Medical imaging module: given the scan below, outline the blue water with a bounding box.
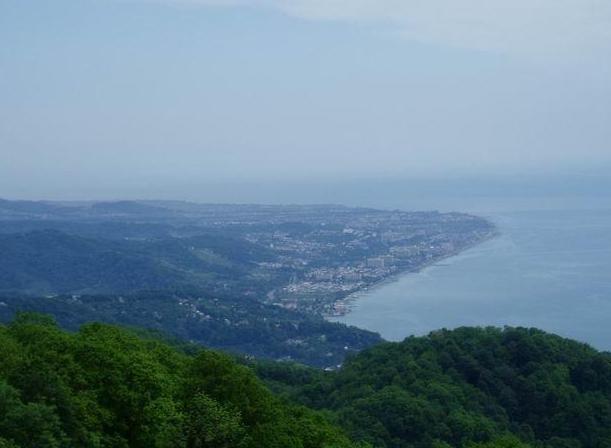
[333,208,611,351]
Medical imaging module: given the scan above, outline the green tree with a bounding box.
[185,393,246,448]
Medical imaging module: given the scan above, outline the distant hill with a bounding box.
[89,200,175,216]
[0,230,188,294]
[0,229,274,295]
[0,198,75,217]
[261,327,611,448]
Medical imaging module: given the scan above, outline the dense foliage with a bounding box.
[2,314,610,448]
[0,313,365,448]
[0,293,381,368]
[259,327,611,448]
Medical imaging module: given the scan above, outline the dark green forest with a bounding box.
[258,327,611,448]
[0,293,381,368]
[2,317,611,448]
[0,313,363,448]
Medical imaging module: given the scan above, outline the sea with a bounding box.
[331,199,611,352]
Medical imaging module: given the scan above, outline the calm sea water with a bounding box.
[332,208,611,351]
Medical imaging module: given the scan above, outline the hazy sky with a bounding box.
[1,0,610,199]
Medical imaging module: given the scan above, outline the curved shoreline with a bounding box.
[324,231,500,319]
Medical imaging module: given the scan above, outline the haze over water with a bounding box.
[333,205,611,352]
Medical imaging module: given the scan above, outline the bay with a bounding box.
[332,208,611,351]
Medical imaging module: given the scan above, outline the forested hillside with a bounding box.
[259,327,611,448]
[0,293,381,368]
[0,313,364,448]
[0,230,276,296]
[2,315,610,448]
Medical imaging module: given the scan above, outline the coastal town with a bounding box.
[0,200,497,366]
[0,200,496,317]
[222,206,498,316]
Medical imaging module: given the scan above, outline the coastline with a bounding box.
[324,230,500,319]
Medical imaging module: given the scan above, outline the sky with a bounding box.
[1,0,610,201]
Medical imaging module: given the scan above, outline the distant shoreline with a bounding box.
[324,230,500,319]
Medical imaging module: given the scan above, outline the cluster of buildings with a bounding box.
[194,205,496,316]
